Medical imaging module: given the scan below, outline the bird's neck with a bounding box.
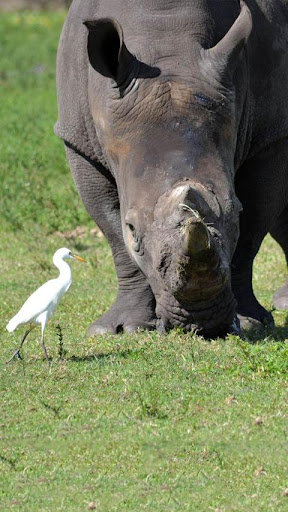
[53,257,72,286]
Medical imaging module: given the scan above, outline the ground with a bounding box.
[0,10,288,512]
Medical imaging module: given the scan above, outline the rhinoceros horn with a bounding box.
[205,1,252,74]
[181,217,210,256]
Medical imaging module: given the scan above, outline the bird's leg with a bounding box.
[40,331,50,366]
[6,325,34,364]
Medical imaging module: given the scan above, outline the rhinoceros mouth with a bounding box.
[155,284,236,338]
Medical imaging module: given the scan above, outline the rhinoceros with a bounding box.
[55,0,288,337]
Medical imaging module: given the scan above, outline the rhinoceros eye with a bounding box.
[194,93,218,110]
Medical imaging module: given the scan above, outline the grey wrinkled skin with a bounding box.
[55,0,288,337]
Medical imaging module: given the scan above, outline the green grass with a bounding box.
[1,11,288,512]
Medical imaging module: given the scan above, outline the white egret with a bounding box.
[6,247,86,364]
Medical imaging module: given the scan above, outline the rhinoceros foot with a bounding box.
[88,290,156,336]
[273,282,288,310]
[155,285,237,338]
[236,307,274,330]
[237,314,274,331]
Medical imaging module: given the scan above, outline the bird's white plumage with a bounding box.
[6,247,86,363]
[7,279,68,330]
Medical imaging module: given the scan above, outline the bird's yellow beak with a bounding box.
[72,254,87,263]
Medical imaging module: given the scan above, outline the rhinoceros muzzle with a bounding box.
[155,287,239,337]
[145,184,238,336]
[151,214,237,336]
[154,211,227,299]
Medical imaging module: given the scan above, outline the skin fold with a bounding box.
[55,0,288,336]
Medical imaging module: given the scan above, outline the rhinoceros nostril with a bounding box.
[125,222,144,255]
[127,223,135,234]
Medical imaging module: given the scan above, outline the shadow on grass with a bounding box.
[66,348,141,363]
[242,316,288,343]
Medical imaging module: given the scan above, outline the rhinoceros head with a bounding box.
[85,2,251,336]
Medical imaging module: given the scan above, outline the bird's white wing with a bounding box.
[13,279,64,325]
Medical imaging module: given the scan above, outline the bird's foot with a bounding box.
[5,349,22,364]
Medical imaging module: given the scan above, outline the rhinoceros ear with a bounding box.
[204,1,252,80]
[84,18,134,85]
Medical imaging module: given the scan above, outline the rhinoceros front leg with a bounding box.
[65,145,156,334]
[232,139,288,329]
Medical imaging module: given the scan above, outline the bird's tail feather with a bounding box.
[6,316,20,332]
